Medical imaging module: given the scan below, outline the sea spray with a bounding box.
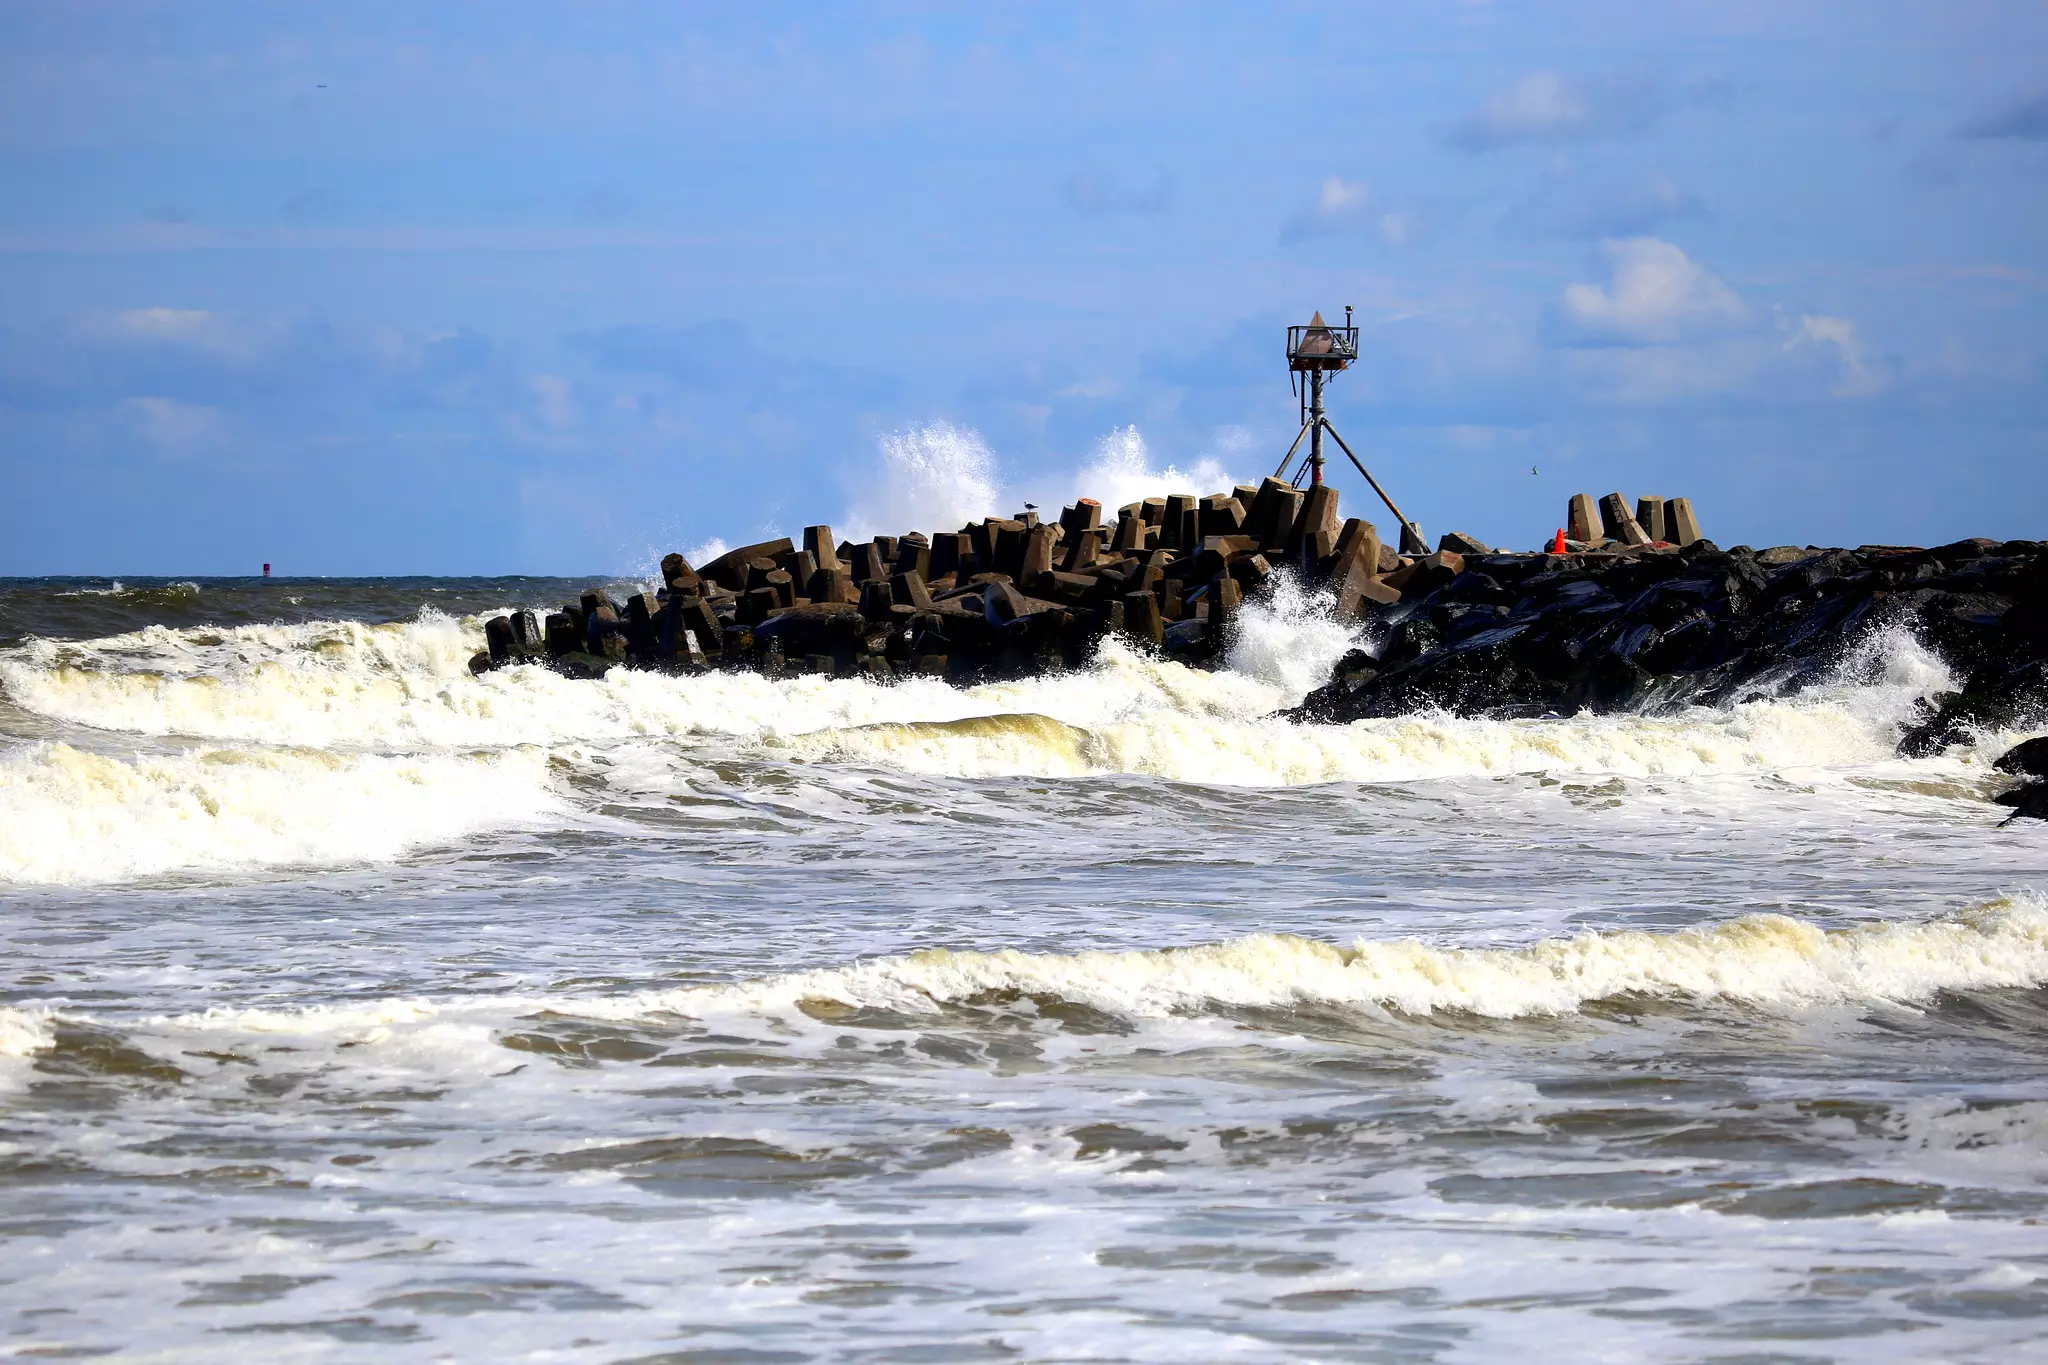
[844,422,1006,543]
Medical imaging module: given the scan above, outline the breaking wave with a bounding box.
[685,894,2048,1021]
[0,741,560,885]
[149,896,2048,1044]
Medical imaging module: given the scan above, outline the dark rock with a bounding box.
[1995,783,2048,825]
[1994,736,2048,779]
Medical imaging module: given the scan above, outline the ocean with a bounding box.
[2,574,2045,1363]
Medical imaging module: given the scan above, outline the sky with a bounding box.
[2,1,2045,574]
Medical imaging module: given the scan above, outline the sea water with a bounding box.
[2,575,2046,1362]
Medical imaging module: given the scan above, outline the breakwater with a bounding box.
[469,481,2046,762]
[1294,531,2048,754]
[471,477,1413,685]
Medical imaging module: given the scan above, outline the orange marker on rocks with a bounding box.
[1550,529,1567,555]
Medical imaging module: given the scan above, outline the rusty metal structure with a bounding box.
[1275,307,1425,554]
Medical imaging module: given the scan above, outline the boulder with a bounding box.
[1993,736,2048,780]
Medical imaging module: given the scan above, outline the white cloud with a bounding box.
[1445,71,1657,151]
[1789,314,1884,397]
[113,307,216,340]
[1281,177,1423,245]
[121,395,223,453]
[1553,237,1747,346]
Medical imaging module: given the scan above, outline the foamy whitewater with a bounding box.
[3,574,2047,1363]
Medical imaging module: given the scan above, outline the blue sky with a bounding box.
[2,1,2045,573]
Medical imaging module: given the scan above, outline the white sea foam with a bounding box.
[658,894,2048,1022]
[0,741,560,884]
[0,1006,53,1095]
[0,587,2019,794]
[156,896,2048,1042]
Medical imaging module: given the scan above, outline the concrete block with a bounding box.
[1227,554,1272,590]
[894,533,930,581]
[1123,592,1164,648]
[703,538,794,592]
[931,532,970,581]
[1567,493,1600,545]
[1634,497,1668,544]
[1245,477,1290,548]
[891,570,933,611]
[1388,550,1465,599]
[1600,493,1652,547]
[859,579,896,622]
[1268,486,1305,554]
[1022,523,1059,580]
[1163,494,1197,549]
[484,616,514,664]
[1060,499,1101,538]
[1289,483,1340,559]
[1061,530,1099,574]
[1298,526,1336,571]
[1211,574,1242,635]
[1332,519,1382,587]
[1336,573,1402,618]
[812,568,861,605]
[1438,531,1492,556]
[849,542,886,584]
[1114,510,1145,552]
[991,519,1028,577]
[625,593,660,657]
[1669,497,1703,546]
[509,609,542,653]
[544,612,580,657]
[803,526,840,575]
[983,579,1063,624]
[1198,495,1246,539]
[1139,496,1167,527]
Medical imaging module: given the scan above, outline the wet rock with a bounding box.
[1995,736,2048,780]
[1295,538,2048,736]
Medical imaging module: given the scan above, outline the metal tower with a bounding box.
[1275,308,1426,554]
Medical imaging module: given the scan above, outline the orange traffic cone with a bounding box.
[1550,528,1567,555]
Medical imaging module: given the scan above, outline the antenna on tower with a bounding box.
[1274,306,1426,554]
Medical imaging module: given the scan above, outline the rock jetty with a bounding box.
[469,481,2046,768]
[1291,508,2048,762]
[470,478,1408,685]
